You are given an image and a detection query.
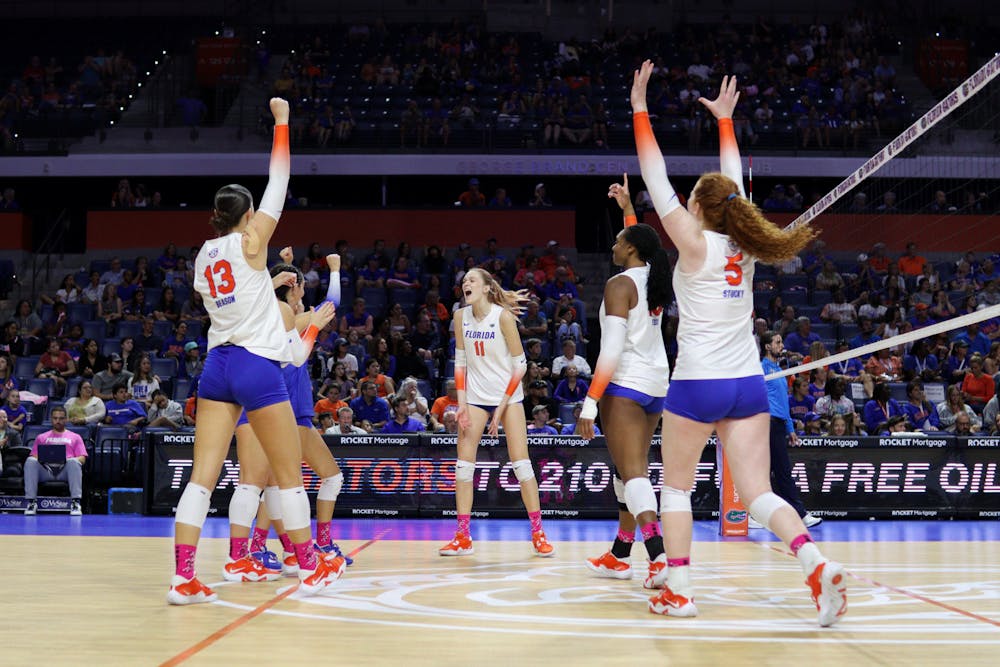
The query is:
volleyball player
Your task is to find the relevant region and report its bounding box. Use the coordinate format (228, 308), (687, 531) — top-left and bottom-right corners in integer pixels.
(580, 174), (672, 586)
(168, 98), (344, 604)
(632, 65), (847, 625)
(439, 268), (554, 557)
(224, 256), (350, 582)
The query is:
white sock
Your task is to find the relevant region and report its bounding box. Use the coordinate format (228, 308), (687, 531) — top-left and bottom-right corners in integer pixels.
(667, 565), (692, 597)
(796, 542), (825, 576)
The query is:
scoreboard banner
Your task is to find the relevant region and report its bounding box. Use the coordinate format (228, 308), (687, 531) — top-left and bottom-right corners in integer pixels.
(146, 432), (1000, 519)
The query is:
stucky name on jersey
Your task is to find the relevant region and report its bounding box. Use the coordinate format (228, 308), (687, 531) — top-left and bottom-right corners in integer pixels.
(215, 295), (235, 308)
(722, 289), (744, 299)
(465, 331), (496, 340)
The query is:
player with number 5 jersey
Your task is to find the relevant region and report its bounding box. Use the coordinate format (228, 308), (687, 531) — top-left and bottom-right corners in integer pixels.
(631, 63), (846, 626)
(439, 267), (554, 558)
(168, 98), (344, 606)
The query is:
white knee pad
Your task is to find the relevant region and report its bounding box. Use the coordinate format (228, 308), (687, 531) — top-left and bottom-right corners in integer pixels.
(279, 486), (311, 532)
(660, 485), (692, 514)
(613, 475), (626, 505)
(175, 483), (211, 529)
(512, 459), (535, 483)
(748, 491), (790, 531)
(454, 459), (476, 483)
(317, 473), (344, 502)
(624, 477), (658, 517)
(263, 485), (282, 521)
(228, 484), (262, 528)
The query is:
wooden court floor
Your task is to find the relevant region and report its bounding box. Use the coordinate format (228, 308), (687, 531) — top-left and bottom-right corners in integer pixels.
(4, 525), (1000, 666)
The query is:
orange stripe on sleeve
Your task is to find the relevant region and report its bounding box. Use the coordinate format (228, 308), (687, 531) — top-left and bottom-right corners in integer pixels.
(624, 214), (637, 228)
(454, 366), (466, 391)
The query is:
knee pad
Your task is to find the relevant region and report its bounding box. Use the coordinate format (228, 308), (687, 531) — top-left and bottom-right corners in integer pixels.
(748, 491), (790, 531)
(624, 477), (658, 517)
(228, 484), (262, 528)
(279, 486), (311, 532)
(175, 483), (212, 529)
(660, 485), (692, 514)
(512, 459), (535, 483)
(613, 475), (627, 511)
(263, 485), (282, 521)
(454, 459), (476, 483)
(317, 472), (344, 502)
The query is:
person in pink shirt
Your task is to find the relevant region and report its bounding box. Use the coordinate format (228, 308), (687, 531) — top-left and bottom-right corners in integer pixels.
(24, 406), (87, 516)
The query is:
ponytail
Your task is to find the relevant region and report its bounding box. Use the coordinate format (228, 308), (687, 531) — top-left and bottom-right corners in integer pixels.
(210, 184), (253, 235)
(694, 173), (817, 264)
(622, 223), (673, 312)
(469, 267), (529, 315)
(269, 262), (303, 303)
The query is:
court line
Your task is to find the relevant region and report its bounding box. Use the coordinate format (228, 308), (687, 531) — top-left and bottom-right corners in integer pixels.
(158, 529), (390, 667)
(763, 544), (1000, 628)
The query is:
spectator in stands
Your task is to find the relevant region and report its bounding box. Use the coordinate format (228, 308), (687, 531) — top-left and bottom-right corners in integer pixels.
(0, 356), (17, 403)
(983, 378), (1000, 435)
(784, 317), (820, 356)
(180, 291), (209, 329)
(0, 187), (19, 210)
(879, 414), (910, 436)
(909, 303), (936, 330)
(409, 312), (443, 362)
(161, 321), (189, 363)
(518, 300), (548, 339)
(457, 177), (485, 207)
(909, 278), (934, 308)
(961, 353), (994, 413)
(815, 261), (845, 291)
(327, 339), (359, 380)
(394, 377), (429, 421)
(340, 298), (374, 339)
(944, 339), (972, 384)
(776, 252), (803, 276)
(902, 339), (941, 383)
(314, 382), (349, 420)
(762, 184), (796, 211)
(937, 384), (981, 433)
(1, 388), (27, 433)
(438, 410), (459, 434)
(64, 380), (105, 426)
(847, 192), (869, 213)
(349, 380), (390, 430)
(430, 379), (459, 428)
(865, 346), (903, 383)
(787, 377), (816, 423)
(13, 300), (42, 345)
(35, 337), (76, 397)
(134, 317), (162, 357)
(386, 257), (420, 290)
(97, 281), (123, 331)
(22, 407), (85, 516)
(103, 382), (146, 427)
(327, 406), (367, 435)
(40, 274), (81, 306)
(849, 316), (881, 352)
(92, 354), (132, 401)
(0, 410), (21, 456)
(954, 323), (991, 358)
(526, 404), (558, 435)
(814, 376), (858, 420)
(100, 258), (126, 287)
(551, 338), (591, 379)
(488, 187), (513, 208)
(127, 353), (160, 409)
(147, 389), (190, 429)
(876, 191), (899, 213)
(382, 395), (426, 433)
(953, 410), (980, 435)
(977, 279), (1000, 308)
(929, 290), (956, 322)
(901, 380), (941, 431)
(863, 382), (905, 435)
(366, 337), (397, 380)
(927, 190), (956, 214)
(522, 378), (559, 423)
(419, 290), (449, 327)
(75, 338), (105, 380)
(553, 364), (588, 404)
(897, 242), (926, 277)
(529, 182), (553, 208)
(80, 271), (104, 305)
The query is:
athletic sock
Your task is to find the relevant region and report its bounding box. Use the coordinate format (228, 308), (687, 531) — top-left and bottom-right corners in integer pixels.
(175, 544), (197, 579)
(456, 514), (471, 538)
(251, 526), (269, 553)
(528, 510), (543, 534)
(640, 522), (665, 561)
(791, 534), (824, 575)
(229, 537), (249, 560)
(279, 532), (294, 554)
(611, 528), (634, 559)
(316, 521), (332, 548)
(293, 540), (318, 571)
(667, 557), (692, 597)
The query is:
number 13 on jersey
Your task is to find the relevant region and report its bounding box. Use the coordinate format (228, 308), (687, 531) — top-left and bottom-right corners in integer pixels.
(204, 259), (236, 298)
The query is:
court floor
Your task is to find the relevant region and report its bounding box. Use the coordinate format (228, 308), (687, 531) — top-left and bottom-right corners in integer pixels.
(2, 515), (999, 666)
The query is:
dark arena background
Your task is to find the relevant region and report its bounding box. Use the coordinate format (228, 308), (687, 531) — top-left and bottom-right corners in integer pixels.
(1, 1), (999, 664)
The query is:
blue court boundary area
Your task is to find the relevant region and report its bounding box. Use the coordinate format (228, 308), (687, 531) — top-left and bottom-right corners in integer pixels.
(1, 515), (999, 543)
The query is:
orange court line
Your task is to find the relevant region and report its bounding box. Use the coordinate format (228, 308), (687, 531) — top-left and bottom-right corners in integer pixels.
(159, 529), (391, 667)
(765, 544), (1000, 628)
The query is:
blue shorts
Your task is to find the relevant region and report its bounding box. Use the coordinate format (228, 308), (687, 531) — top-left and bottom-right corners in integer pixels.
(199, 345), (289, 413)
(235, 362), (314, 429)
(469, 403), (497, 414)
(237, 410), (314, 429)
(604, 383), (667, 414)
(663, 376), (769, 423)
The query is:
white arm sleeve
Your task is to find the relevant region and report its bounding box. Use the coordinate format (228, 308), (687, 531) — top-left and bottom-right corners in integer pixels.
(455, 347), (467, 369)
(287, 328), (309, 367)
(325, 271), (341, 307)
(257, 125), (289, 221)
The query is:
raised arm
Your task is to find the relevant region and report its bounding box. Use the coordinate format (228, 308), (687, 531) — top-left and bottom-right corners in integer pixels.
(608, 173), (637, 227)
(698, 75), (746, 196)
(244, 98), (291, 268)
(631, 60), (704, 267)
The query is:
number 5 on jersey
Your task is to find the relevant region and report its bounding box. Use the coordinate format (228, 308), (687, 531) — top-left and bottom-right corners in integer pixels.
(724, 252), (743, 286)
(204, 259), (236, 298)
(473, 340), (486, 357)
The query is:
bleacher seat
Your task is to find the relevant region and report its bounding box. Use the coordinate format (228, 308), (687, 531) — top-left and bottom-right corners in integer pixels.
(116, 320), (142, 339)
(83, 320), (107, 342)
(101, 338), (122, 357)
(361, 287), (388, 313)
(172, 377), (191, 401)
(558, 403), (577, 425)
(15, 356), (40, 381)
(782, 291), (809, 307)
(153, 320), (173, 339)
(27, 378), (56, 399)
(416, 379), (433, 400)
(91, 426), (130, 485)
(64, 377), (82, 400)
(151, 358), (176, 379)
(778, 274), (810, 290)
(68, 303), (94, 323)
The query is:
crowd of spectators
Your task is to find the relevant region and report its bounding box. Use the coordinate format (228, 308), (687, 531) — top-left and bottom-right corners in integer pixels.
(760, 183), (998, 214)
(264, 12), (907, 152)
(756, 240), (1000, 436)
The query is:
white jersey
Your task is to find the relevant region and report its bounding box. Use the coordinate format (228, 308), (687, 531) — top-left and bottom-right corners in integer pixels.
(194, 232), (290, 362)
(599, 265), (670, 397)
(460, 303), (523, 405)
(672, 230), (761, 380)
